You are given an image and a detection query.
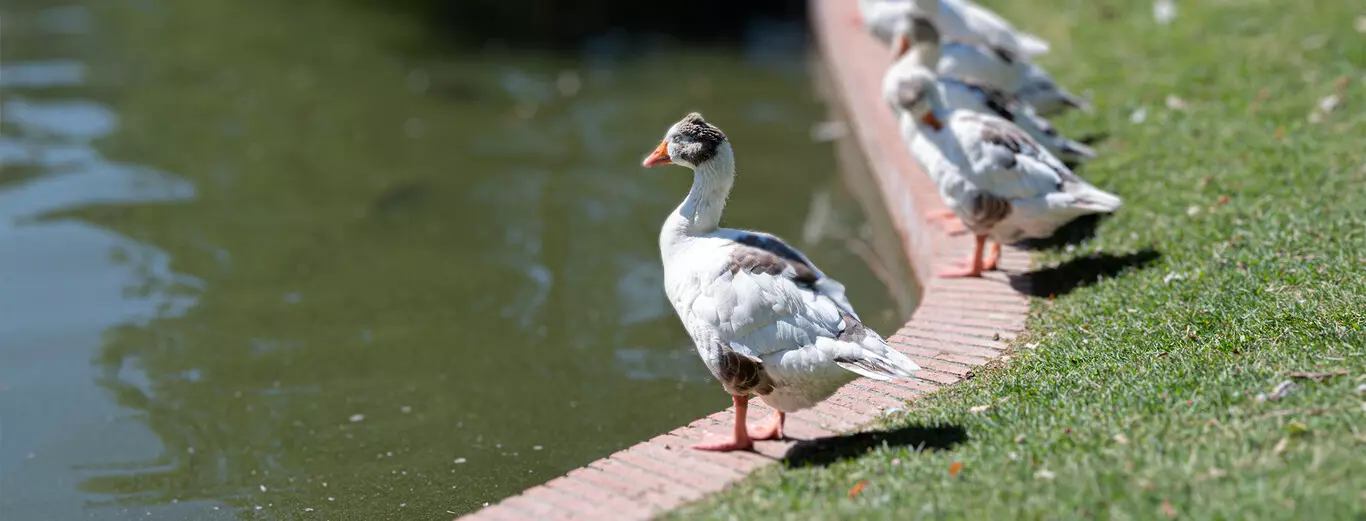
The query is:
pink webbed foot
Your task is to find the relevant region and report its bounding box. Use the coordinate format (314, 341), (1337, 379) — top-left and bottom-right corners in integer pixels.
(693, 395), (756, 452)
(747, 411), (785, 441)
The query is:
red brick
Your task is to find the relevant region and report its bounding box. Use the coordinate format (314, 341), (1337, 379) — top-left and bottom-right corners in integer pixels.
(915, 369), (963, 385)
(891, 334), (1002, 359)
(632, 443), (747, 481)
(543, 477), (655, 518)
(609, 448), (727, 494)
(565, 468), (677, 509)
(523, 486), (613, 519)
(498, 495), (568, 520)
(588, 459), (695, 506)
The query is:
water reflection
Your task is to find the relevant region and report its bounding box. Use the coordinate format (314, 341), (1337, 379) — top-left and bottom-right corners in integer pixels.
(0, 0), (914, 518)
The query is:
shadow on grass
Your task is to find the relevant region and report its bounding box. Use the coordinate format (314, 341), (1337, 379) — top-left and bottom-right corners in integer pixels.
(1008, 247), (1162, 297)
(781, 424), (967, 468)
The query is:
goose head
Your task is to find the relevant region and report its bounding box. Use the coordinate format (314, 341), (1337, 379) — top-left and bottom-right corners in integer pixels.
(884, 68), (945, 132)
(642, 112), (733, 171)
(891, 13), (941, 66)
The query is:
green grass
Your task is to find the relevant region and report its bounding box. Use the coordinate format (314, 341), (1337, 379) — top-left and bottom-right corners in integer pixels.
(671, 0), (1366, 519)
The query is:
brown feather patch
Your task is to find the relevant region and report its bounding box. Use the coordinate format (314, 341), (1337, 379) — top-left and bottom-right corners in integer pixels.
(715, 349), (774, 396)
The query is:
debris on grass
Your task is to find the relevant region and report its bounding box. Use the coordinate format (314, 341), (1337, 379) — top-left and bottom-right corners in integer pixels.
(1165, 94), (1187, 111)
(1130, 107), (1148, 124)
(1114, 433), (1129, 445)
(1273, 437), (1290, 455)
(1288, 369), (1348, 382)
(1285, 421), (1310, 437)
(1034, 469), (1056, 480)
(1014, 434), (1027, 444)
(1356, 15), (1366, 33)
(348, 413), (365, 423)
(1161, 499), (1178, 519)
(1255, 380), (1297, 402)
(949, 461), (964, 477)
(848, 481), (868, 499)
(1153, 0), (1177, 25)
(969, 404), (993, 413)
(1356, 383), (1366, 395)
(1163, 272), (1186, 284)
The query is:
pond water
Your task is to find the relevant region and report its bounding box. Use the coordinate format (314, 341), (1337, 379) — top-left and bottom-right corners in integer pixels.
(0, 0), (917, 518)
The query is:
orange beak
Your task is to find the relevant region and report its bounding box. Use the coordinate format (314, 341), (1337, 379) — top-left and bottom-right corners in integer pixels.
(891, 34), (911, 59)
(642, 141), (671, 167)
(919, 111), (943, 131)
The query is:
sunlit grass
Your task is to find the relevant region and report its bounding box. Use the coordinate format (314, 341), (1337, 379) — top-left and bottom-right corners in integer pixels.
(673, 0), (1366, 518)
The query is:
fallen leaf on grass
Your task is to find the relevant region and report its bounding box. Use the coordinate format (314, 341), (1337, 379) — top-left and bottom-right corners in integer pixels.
(1114, 434), (1129, 445)
(848, 481), (867, 499)
(1285, 421), (1310, 437)
(1289, 369), (1348, 382)
(949, 461), (964, 477)
(1161, 499), (1177, 519)
(969, 404), (993, 413)
(1165, 94), (1187, 111)
(1356, 15), (1366, 34)
(1273, 437), (1290, 455)
(1255, 380), (1297, 402)
(1034, 469), (1055, 480)
(1014, 434), (1027, 444)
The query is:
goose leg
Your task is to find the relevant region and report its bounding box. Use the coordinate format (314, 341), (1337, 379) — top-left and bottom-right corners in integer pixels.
(982, 241), (1002, 271)
(938, 234), (987, 278)
(748, 410), (785, 441)
(694, 395), (754, 451)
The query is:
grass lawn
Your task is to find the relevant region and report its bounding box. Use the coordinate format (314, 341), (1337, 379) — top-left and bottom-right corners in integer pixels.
(671, 0), (1366, 519)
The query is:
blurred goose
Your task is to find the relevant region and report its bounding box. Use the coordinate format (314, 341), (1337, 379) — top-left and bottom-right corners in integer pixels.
(642, 112), (920, 451)
(858, 0), (1050, 59)
(933, 33), (1091, 117)
(891, 16), (1095, 163)
(882, 66), (1122, 277)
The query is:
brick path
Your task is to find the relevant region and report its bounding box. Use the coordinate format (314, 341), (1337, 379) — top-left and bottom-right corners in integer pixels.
(458, 0), (1032, 518)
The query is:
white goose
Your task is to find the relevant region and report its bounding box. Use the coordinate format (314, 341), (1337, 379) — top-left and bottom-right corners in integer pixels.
(642, 113), (920, 451)
(858, 0), (1050, 59)
(861, 0), (1089, 117)
(883, 66), (1122, 277)
(891, 15), (1095, 163)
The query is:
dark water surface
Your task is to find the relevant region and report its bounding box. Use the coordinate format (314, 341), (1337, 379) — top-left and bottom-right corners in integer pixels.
(0, 0), (916, 518)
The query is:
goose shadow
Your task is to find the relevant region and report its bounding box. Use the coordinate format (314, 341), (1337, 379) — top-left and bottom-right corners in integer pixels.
(781, 424), (967, 468)
(1008, 247), (1162, 298)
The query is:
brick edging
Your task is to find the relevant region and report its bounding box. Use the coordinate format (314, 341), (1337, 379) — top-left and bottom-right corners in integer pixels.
(458, 0), (1030, 518)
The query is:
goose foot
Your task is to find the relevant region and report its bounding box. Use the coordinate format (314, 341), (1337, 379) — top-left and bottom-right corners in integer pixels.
(694, 395), (755, 452)
(939, 235), (989, 278)
(748, 411), (785, 441)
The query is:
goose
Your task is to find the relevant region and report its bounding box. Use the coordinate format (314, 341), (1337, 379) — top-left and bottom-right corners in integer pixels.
(882, 66), (1122, 277)
(642, 112), (921, 451)
(857, 0), (1050, 59)
(891, 15), (1095, 163)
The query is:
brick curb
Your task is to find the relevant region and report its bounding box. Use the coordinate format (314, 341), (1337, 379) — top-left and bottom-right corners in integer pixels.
(458, 0), (1031, 518)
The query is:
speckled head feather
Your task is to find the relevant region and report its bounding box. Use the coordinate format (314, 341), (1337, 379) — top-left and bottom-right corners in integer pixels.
(671, 112), (728, 166)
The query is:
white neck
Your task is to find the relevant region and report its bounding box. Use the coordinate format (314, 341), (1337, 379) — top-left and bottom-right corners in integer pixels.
(661, 145), (735, 250)
(907, 42), (941, 68)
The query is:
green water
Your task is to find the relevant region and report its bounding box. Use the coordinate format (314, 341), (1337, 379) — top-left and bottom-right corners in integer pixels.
(0, 0), (916, 518)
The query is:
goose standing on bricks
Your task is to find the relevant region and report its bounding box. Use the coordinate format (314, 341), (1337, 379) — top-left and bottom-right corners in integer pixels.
(890, 14), (1095, 164)
(642, 112), (921, 451)
(883, 66), (1123, 278)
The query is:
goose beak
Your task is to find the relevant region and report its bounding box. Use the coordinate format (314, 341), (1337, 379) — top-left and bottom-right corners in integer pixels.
(642, 141), (672, 167)
(891, 34), (911, 59)
(919, 111), (943, 131)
